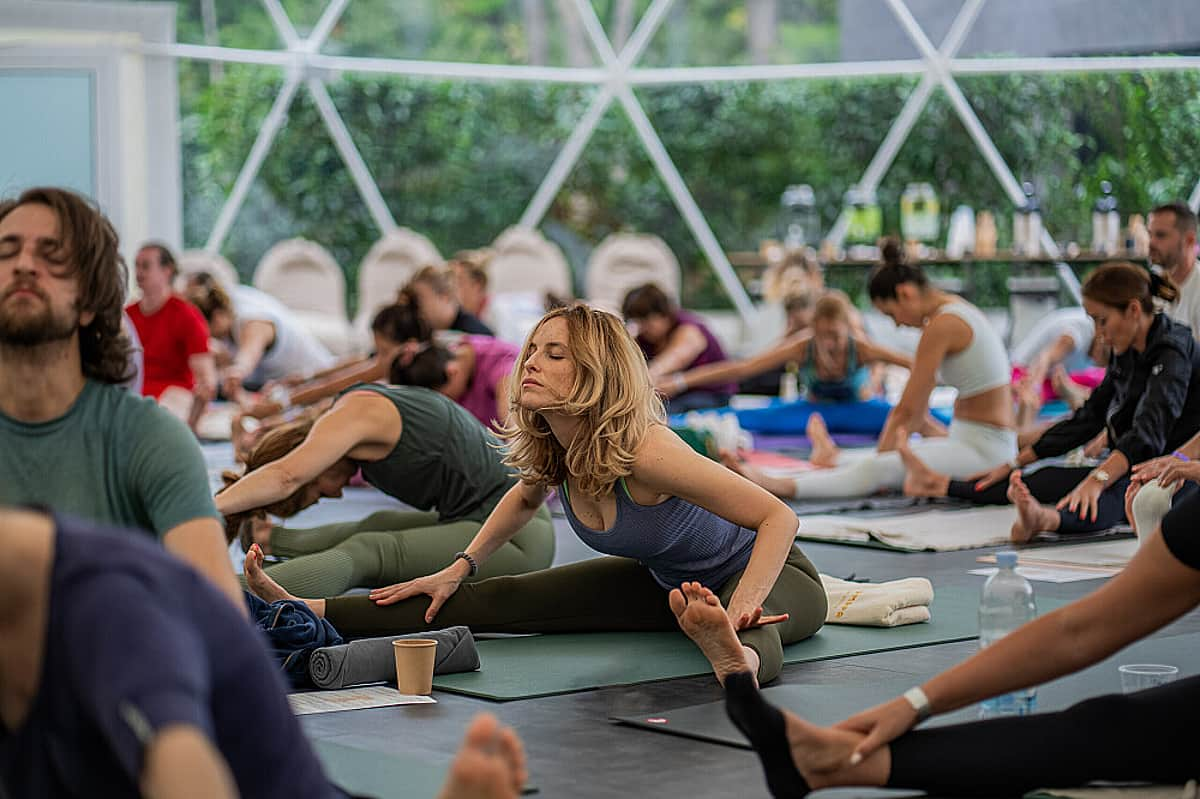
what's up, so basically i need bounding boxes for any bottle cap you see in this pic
[996,551,1018,568]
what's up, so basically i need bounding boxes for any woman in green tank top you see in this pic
[215,384,554,597]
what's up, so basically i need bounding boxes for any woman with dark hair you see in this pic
[730,240,1017,499]
[898,261,1200,541]
[214,383,555,598]
[241,304,828,687]
[622,282,737,412]
[389,333,519,430]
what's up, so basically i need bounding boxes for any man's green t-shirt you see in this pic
[0,380,219,537]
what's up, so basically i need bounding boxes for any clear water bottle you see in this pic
[978,551,1037,717]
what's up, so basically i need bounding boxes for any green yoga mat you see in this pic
[313,740,538,797]
[432,586,1001,701]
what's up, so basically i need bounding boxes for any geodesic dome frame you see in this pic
[143,0,1200,323]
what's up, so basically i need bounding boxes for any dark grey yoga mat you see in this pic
[613,630,1199,750]
[308,627,479,689]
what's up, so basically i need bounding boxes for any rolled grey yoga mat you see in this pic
[308,627,480,690]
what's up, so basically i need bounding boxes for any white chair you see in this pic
[253,238,354,355]
[176,249,241,294]
[354,228,443,347]
[585,232,681,315]
[485,226,573,344]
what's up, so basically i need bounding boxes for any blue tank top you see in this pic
[800,337,870,403]
[560,478,756,590]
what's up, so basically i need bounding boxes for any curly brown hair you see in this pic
[0,187,134,384]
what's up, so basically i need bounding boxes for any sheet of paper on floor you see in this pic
[977,538,1138,570]
[968,565,1115,583]
[288,685,436,715]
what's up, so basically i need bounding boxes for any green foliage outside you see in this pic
[168,2,1200,313]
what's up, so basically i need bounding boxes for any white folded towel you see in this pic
[820,574,934,627]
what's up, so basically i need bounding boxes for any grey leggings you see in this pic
[261,507,555,597]
[323,545,828,684]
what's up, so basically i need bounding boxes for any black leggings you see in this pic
[948,466,1129,534]
[887,675,1200,794]
[725,674,1200,797]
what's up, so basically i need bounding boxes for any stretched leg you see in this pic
[270,510,439,558]
[1008,470,1063,542]
[887,678,1200,794]
[322,556,678,638]
[717,546,826,684]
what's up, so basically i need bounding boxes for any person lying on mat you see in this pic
[183,271,336,401]
[215,383,555,598]
[241,303,828,686]
[727,239,1017,500]
[0,507,528,799]
[896,263,1200,542]
[388,333,519,431]
[623,282,738,413]
[669,473,1200,797]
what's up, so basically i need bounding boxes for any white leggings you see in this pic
[789,419,1017,499]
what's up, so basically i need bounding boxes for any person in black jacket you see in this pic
[898,262,1200,541]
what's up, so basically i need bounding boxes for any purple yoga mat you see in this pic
[752,432,878,450]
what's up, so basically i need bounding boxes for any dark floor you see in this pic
[203,445,1199,798]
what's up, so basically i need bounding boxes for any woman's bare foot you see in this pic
[1051,366,1089,410]
[896,429,950,497]
[806,413,839,468]
[670,582,749,684]
[244,543,296,604]
[1007,471,1059,543]
[1015,382,1042,429]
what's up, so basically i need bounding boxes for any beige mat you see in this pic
[798,506,1019,552]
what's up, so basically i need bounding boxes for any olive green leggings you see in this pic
[323,544,826,684]
[260,506,555,597]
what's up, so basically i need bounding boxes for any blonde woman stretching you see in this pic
[244,304,827,684]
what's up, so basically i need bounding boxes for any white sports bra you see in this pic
[934,303,1011,398]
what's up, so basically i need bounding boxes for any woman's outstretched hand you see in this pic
[834,695,920,765]
[728,605,790,631]
[369,566,465,623]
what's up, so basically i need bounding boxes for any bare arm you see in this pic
[141,725,239,799]
[668,337,807,396]
[633,426,797,620]
[223,320,275,394]
[1023,332,1077,386]
[247,356,387,418]
[855,336,912,370]
[646,324,709,381]
[840,529,1200,762]
[925,530,1199,713]
[162,518,246,615]
[187,353,218,430]
[215,392,399,517]
[876,314,966,452]
[368,481,549,618]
